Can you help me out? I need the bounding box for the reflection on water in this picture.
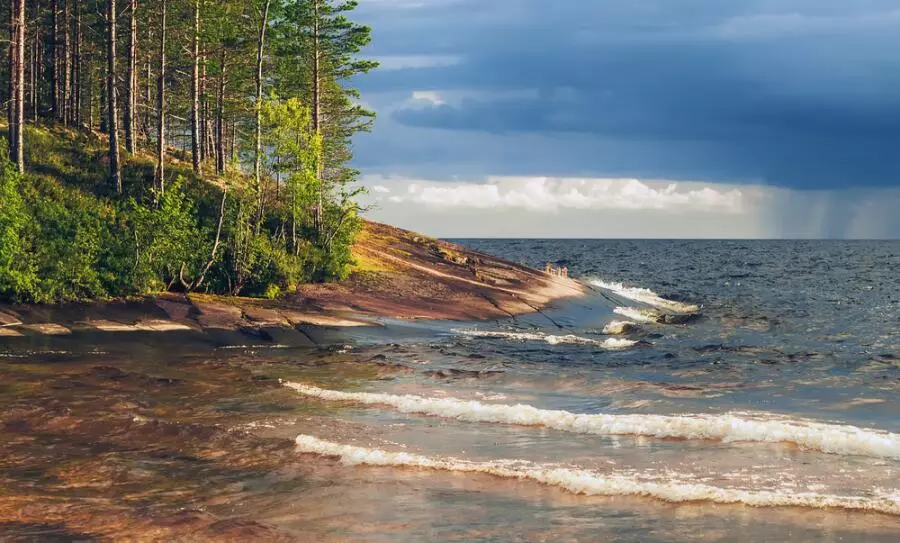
[3,240,900,540]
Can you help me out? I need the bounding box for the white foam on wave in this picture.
[613,307,661,323]
[602,320,638,335]
[591,279,700,314]
[284,383,900,460]
[455,329,638,349]
[295,434,900,516]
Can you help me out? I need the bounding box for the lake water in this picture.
[2,240,900,540]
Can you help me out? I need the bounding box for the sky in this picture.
[350,0,900,238]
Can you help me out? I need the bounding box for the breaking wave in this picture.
[602,320,639,335]
[295,435,900,516]
[284,383,900,460]
[455,329,637,349]
[613,307,662,323]
[591,279,700,313]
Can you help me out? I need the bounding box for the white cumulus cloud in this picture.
[410,91,446,106]
[386,177,744,214]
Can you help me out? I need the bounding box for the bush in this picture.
[129,176,210,291]
[0,145,38,300]
[215,192,307,297]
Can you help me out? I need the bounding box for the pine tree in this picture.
[8,0,26,172]
[106,0,121,191]
[275,0,376,247]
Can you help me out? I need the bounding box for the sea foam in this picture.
[602,320,638,335]
[295,434,900,515]
[613,307,662,323]
[455,329,637,349]
[591,279,700,314]
[284,383,900,460]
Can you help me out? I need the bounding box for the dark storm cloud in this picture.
[354,0,900,189]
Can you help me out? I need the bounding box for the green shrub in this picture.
[129,176,210,291]
[0,144,38,300]
[22,175,123,301]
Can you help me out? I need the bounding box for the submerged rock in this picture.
[424,368,505,379]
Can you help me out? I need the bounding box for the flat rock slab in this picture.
[154,298,195,323]
[279,309,372,328]
[21,323,72,335]
[77,320,140,332]
[192,301,244,330]
[135,319,195,332]
[242,306,289,327]
[0,310,22,327]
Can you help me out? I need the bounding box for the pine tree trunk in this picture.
[125,0,137,153]
[143,22,152,140]
[215,48,226,175]
[26,0,35,121]
[51,0,59,119]
[87,54,95,129]
[230,119,236,162]
[202,61,213,162]
[107,0,121,192]
[199,57,207,162]
[253,0,272,213]
[8,0,26,172]
[62,0,70,125]
[190,0,201,172]
[99,60,107,133]
[312,0,323,240]
[31,0,41,121]
[72,0,81,126]
[155,0,167,195]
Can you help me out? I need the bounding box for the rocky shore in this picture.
[0,221,585,346]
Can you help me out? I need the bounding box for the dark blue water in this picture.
[453,239,900,427]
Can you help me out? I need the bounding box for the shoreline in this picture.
[0,221,586,345]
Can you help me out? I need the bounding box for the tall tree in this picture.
[62,0,70,124]
[155,0,166,195]
[8,0,26,172]
[253,0,271,214]
[215,46,226,174]
[72,0,82,125]
[190,0,201,172]
[276,0,376,240]
[106,0,121,191]
[29,0,41,121]
[124,0,137,153]
[51,0,59,119]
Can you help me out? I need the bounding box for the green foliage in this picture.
[220,191,306,297]
[20,175,130,302]
[1,0,379,304]
[0,144,38,299]
[261,96,319,247]
[319,203,361,281]
[129,177,210,291]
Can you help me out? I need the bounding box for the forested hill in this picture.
[1,0,377,304]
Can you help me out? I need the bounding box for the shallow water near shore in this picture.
[2,239,900,540]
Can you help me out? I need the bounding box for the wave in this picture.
[284,383,900,460]
[591,279,700,313]
[602,320,639,335]
[295,435,900,516]
[455,329,637,349]
[613,307,662,323]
